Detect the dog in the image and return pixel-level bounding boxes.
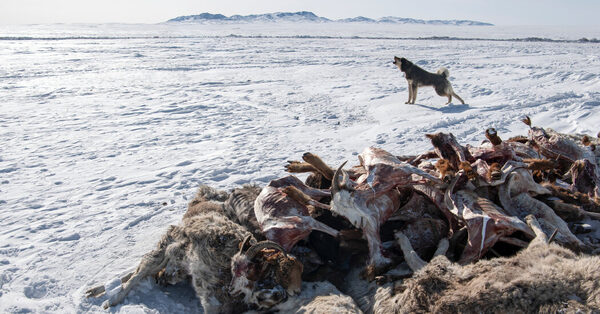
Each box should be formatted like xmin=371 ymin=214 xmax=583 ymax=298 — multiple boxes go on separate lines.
xmin=393 ymin=56 xmax=465 ymax=105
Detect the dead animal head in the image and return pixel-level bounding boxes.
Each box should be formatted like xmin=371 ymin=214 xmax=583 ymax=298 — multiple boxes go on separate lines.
xmin=331 ymin=161 xmax=354 ymax=197
xmin=230 ymin=237 xmax=302 ymax=309
xmin=435 ymin=159 xmax=455 ymax=183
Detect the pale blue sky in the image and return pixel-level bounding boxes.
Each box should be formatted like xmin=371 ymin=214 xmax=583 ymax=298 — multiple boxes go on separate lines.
xmin=1 ymin=0 xmax=599 ymax=25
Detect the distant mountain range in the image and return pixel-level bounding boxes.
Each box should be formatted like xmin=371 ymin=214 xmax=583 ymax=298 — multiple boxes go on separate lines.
xmin=167 ymin=11 xmax=493 ymax=26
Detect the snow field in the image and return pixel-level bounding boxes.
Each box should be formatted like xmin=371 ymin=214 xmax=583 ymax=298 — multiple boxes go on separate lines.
xmin=0 ymin=23 xmax=599 ymax=312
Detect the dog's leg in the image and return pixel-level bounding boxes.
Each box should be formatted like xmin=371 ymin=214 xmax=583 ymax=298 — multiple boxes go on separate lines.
xmin=452 ymin=92 xmax=465 ymax=104
xmin=405 ymin=81 xmax=413 ymax=104
xmin=445 ymin=93 xmax=452 ymax=105
xmin=411 ymin=85 xmax=418 ymax=104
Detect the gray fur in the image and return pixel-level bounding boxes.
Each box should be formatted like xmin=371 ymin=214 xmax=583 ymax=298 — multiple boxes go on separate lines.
xmin=373 ymin=216 xmax=600 ymax=313
xmin=99 ymin=212 xmax=250 ymax=313
xmin=87 ymin=185 xmax=252 ymax=313
xmin=224 ymin=184 xmax=263 ymax=239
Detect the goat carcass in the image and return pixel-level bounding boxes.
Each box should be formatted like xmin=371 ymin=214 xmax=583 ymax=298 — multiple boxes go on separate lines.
xmin=444 ymin=171 xmax=535 ymax=264
xmin=497 ymin=164 xmax=585 ymax=250
xmin=330 ymin=147 xmax=442 ymax=271
xmin=529 ymin=126 xmax=600 ymax=197
xmin=254 ymin=175 xmax=339 ymax=252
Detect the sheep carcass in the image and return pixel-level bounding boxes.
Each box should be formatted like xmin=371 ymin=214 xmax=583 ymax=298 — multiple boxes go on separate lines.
xmin=86 ymin=210 xmax=251 ymax=313
xmin=330 ymin=147 xmax=442 ymax=271
xmin=86 ymin=186 xmax=300 ymax=313
xmin=380 ymin=215 xmax=600 ymax=313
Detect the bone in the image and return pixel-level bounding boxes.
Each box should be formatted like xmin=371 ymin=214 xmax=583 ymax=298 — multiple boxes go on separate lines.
xmin=396 ymin=231 xmax=427 ymax=272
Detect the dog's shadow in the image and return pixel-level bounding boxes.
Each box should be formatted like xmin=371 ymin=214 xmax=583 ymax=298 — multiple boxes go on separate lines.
xmin=412 ymin=103 xmax=471 ymax=113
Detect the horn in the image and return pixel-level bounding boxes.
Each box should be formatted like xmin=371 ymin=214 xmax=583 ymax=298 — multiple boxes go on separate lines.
xmin=239 ymin=234 xmax=253 ymax=254
xmin=331 ymin=161 xmax=348 ymax=196
xmin=245 ymin=240 xmax=287 ymax=260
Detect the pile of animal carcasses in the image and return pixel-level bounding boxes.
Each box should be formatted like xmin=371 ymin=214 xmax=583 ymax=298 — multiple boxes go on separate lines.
xmin=252 ymin=116 xmax=600 ymax=308
xmin=279 ymin=117 xmax=599 ymax=271
xmin=88 ymin=117 xmax=600 ymax=313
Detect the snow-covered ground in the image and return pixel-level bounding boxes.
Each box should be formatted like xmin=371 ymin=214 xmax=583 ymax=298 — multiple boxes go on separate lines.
xmin=0 ymin=23 xmax=599 ymax=313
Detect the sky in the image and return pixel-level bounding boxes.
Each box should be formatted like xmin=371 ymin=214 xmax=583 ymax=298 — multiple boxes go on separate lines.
xmin=1 ymin=0 xmax=599 ymax=26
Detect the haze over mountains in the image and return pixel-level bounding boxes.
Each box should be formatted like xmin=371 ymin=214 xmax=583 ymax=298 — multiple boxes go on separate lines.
xmin=167 ymin=11 xmax=493 ymax=26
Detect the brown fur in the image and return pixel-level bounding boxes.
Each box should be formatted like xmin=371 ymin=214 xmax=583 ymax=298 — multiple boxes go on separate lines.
xmin=302 ymin=152 xmax=334 ymax=180
xmin=543 ymin=183 xmax=600 ymax=213
xmin=582 ymin=135 xmax=591 ymax=146
xmin=382 ymin=244 xmax=600 ymax=313
xmin=285 ymin=161 xmax=319 ymax=174
xmin=506 ymin=135 xmax=529 ymax=144
xmin=523 ymin=158 xmax=557 ymax=171
xmin=185 ymin=185 xmax=231 ymax=220
xmin=434 ymin=159 xmax=455 ymax=182
xmin=458 ymin=161 xmax=477 ymax=181
xmin=268 ymin=250 xmax=303 ymax=295
xmin=488 ymin=162 xmax=502 ymax=181
xmin=282 ymin=185 xmax=314 ymax=206
xmin=485 ymin=128 xmax=502 ymax=146
xmin=523 ymin=159 xmax=559 ymax=183
xmin=88 ymin=185 xmax=256 ymax=313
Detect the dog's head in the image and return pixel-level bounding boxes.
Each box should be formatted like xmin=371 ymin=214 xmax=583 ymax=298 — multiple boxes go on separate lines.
xmin=392 ymin=56 xmax=412 ymax=72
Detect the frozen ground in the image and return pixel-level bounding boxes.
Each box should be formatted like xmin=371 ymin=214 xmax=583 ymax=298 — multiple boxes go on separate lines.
xmin=0 ymin=23 xmax=599 ymax=313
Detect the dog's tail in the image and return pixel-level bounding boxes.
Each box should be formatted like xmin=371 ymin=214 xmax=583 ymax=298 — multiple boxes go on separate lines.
xmin=437 ymin=67 xmax=449 ymax=78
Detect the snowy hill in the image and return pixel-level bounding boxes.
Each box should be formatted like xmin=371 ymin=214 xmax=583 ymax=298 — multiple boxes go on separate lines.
xmin=167 ymin=11 xmax=493 ymax=25
xmin=168 ymin=11 xmax=330 ymax=23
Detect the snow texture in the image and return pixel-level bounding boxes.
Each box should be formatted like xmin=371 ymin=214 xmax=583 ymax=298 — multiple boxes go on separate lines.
xmin=0 ymin=22 xmax=599 ymax=313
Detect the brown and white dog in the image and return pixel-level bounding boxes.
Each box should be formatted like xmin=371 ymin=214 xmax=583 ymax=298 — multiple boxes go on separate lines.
xmin=393 ymin=56 xmax=465 ymax=105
